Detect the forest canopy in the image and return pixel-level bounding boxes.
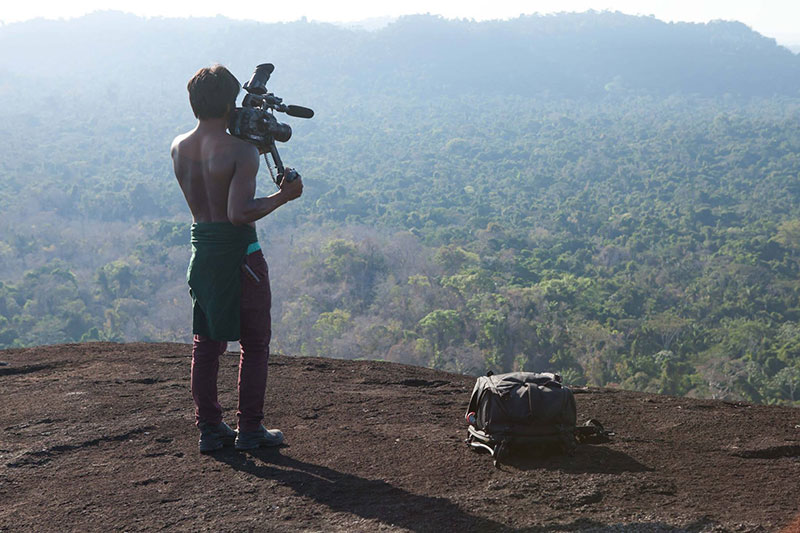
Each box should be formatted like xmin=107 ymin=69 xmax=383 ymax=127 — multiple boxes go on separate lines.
xmin=1 ymin=11 xmax=800 ymax=405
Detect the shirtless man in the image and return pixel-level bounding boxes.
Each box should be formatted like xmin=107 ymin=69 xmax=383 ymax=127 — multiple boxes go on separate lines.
xmin=171 ymin=64 xmax=302 ymax=453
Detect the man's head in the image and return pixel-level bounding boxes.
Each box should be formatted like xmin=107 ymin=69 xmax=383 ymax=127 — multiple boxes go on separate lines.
xmin=187 ymin=64 xmax=240 ymax=120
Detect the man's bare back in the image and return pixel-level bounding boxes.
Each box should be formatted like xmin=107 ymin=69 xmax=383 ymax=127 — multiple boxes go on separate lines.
xmin=171 ymin=116 xmax=302 ymax=226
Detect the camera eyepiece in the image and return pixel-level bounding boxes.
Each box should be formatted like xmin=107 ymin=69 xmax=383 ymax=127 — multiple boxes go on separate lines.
xmin=243 ymin=63 xmax=275 ymax=95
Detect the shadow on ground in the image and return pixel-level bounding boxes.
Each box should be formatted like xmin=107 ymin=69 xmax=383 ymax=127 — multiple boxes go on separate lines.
xmin=210 ymin=446 xmax=717 ymax=532
xmin=212 ymin=447 xmax=508 ymax=532
xmin=493 ymin=443 xmax=653 ymax=474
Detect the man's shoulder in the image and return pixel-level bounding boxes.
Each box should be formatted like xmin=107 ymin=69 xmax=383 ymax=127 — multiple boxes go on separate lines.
xmin=172 ymin=130 xmax=257 ymax=162
xmin=223 ymin=134 xmax=259 ymax=156
xmin=170 ymin=131 xmax=191 ymax=155
xmin=222 ymin=135 xmax=260 ymax=168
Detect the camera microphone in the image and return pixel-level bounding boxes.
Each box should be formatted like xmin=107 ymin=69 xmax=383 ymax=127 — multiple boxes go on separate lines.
xmin=286 ymin=105 xmax=315 ymax=119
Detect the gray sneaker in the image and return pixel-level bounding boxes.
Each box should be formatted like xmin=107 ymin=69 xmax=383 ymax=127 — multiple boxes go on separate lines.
xmin=198 ymin=421 xmax=237 ymax=454
xmin=235 ymin=425 xmax=284 ymax=450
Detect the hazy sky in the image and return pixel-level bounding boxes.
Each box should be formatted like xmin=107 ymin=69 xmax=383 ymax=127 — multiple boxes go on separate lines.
xmin=3 ymin=0 xmax=799 ymax=44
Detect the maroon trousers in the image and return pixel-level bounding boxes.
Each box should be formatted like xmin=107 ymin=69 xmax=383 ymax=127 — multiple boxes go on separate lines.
xmin=190 ymin=250 xmax=271 ymax=432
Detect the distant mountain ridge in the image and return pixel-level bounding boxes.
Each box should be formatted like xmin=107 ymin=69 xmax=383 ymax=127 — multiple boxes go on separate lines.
xmin=1 ymin=10 xmax=799 ymax=98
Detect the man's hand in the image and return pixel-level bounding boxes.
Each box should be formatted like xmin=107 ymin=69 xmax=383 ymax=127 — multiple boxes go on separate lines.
xmin=278 ymin=170 xmax=303 ymax=202
xmin=226 ymin=145 xmax=302 ymax=225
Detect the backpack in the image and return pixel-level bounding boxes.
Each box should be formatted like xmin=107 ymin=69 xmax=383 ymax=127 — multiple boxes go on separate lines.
xmin=465 ymin=371 xmax=577 ymax=466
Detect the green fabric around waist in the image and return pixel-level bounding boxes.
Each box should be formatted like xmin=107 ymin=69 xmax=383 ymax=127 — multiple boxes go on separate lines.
xmin=187 ymin=222 xmax=258 ymax=341
xmin=246 ymin=241 xmax=261 ymax=255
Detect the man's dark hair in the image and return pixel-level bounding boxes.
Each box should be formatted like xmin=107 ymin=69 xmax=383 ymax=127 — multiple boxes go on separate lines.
xmin=187 ymin=64 xmax=240 ymax=120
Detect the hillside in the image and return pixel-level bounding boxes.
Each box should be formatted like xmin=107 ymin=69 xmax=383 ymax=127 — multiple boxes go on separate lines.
xmin=1 ymin=343 xmax=799 ymax=531
xmin=2 ymin=11 xmax=799 ymax=98
xmin=2 ymin=11 xmax=800 ymax=406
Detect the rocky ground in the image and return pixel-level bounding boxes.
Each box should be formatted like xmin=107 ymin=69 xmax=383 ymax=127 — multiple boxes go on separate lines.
xmin=1 ymin=342 xmax=799 ymax=532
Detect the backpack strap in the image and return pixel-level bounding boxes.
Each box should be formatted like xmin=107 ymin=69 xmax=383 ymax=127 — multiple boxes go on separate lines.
xmin=575 ymin=419 xmax=615 ymax=444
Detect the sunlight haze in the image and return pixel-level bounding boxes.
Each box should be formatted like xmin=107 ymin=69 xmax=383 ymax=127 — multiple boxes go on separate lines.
xmin=3 ymin=0 xmax=800 ymax=429
xmin=2 ymin=0 xmax=799 ymax=46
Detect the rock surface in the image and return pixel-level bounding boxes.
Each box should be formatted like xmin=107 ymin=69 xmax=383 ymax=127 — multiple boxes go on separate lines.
xmin=1 ymin=342 xmax=799 ymax=532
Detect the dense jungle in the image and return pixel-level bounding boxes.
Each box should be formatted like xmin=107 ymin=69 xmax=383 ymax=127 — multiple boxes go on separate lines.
xmin=1 ymin=11 xmax=800 ymax=405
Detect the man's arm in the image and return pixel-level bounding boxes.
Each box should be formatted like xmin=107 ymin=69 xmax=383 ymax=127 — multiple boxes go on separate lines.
xmin=169 ymin=135 xmax=183 ymax=173
xmin=227 ymin=144 xmax=303 ymax=225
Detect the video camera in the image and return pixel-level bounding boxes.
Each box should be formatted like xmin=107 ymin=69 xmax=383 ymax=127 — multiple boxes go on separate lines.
xmin=228 ymin=63 xmax=314 ymax=187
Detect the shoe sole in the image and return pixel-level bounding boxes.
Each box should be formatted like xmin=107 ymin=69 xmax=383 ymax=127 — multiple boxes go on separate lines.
xmin=199 ymin=436 xmax=235 ymax=454
xmin=199 ymin=442 xmax=224 ymax=454
xmin=234 ymin=439 xmax=283 ymax=451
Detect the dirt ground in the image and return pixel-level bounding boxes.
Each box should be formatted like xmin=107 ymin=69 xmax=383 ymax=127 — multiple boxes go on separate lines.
xmin=1 ymin=342 xmax=799 ymax=532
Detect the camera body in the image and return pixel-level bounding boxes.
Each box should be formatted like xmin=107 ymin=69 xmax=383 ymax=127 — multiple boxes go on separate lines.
xmin=228 ymin=105 xmax=292 ymax=146
xmin=228 ymin=63 xmax=313 ymax=185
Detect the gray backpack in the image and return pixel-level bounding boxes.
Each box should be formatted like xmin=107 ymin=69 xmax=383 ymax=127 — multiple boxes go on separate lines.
xmin=465 ymin=371 xmax=577 ymax=465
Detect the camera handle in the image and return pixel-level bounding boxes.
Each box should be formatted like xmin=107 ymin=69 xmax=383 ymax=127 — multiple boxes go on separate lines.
xmin=264 ymin=142 xmax=300 ymax=188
